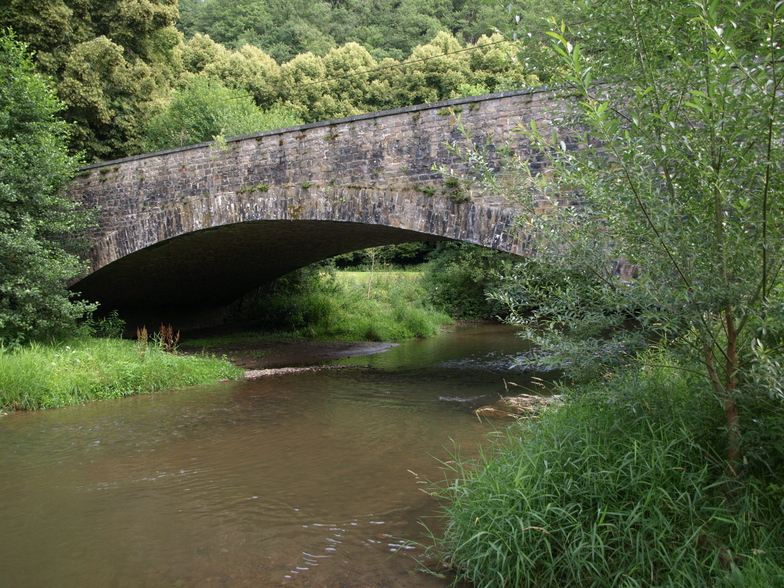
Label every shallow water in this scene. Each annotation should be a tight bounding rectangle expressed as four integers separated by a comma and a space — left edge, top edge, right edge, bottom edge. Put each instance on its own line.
0, 324, 551, 587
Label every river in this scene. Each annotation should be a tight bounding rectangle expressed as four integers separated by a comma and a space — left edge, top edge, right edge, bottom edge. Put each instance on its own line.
0, 324, 551, 587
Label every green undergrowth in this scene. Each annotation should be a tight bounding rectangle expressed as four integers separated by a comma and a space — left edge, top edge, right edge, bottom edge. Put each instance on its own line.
0, 338, 243, 411
430, 363, 784, 587
231, 268, 452, 341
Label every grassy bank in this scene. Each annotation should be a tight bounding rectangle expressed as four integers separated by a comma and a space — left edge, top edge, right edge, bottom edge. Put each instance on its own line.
432, 362, 784, 587
232, 268, 452, 341
0, 269, 452, 412
0, 338, 243, 411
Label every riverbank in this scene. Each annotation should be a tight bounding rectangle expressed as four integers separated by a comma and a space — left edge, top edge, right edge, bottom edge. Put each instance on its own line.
0, 338, 244, 412
431, 361, 784, 586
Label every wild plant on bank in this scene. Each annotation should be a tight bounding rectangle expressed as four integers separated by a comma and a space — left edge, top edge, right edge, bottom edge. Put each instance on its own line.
0, 338, 243, 411
430, 363, 784, 587
156, 323, 180, 354
136, 326, 148, 357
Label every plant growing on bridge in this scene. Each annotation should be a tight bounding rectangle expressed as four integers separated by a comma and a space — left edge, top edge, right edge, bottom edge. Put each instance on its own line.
0, 32, 97, 345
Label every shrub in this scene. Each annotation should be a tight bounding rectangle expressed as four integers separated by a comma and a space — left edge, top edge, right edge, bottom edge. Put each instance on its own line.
430, 364, 784, 587
423, 242, 517, 319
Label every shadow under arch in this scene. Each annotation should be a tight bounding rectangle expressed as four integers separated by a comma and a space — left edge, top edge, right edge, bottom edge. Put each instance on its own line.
70, 219, 458, 311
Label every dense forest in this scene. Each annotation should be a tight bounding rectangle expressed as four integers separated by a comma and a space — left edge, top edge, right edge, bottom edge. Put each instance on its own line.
0, 0, 566, 162
177, 0, 555, 63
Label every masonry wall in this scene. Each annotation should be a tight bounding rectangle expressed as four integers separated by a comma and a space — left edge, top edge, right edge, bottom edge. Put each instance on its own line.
67, 87, 575, 308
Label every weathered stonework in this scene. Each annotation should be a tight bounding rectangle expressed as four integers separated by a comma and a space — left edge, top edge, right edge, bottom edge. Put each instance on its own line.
67, 87, 574, 309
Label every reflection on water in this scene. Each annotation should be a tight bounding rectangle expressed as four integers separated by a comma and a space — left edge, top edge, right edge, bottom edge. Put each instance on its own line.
0, 324, 549, 587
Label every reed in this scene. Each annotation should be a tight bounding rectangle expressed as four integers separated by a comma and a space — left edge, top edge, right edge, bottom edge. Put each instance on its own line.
430, 366, 784, 587
0, 338, 243, 411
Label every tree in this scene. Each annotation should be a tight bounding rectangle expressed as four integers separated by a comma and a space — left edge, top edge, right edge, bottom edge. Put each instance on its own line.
391, 31, 473, 105
201, 43, 281, 109
471, 0, 783, 470
57, 35, 173, 160
174, 0, 564, 66
0, 0, 182, 161
142, 76, 301, 151
177, 0, 274, 49
423, 242, 517, 319
0, 32, 96, 344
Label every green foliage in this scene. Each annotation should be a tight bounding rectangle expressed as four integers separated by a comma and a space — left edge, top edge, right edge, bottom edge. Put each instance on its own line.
0, 0, 183, 161
142, 76, 301, 150
182, 26, 538, 123
232, 265, 451, 341
0, 32, 96, 345
88, 310, 126, 339
192, 37, 282, 108
0, 337, 243, 411
177, 0, 523, 63
178, 0, 275, 50
432, 364, 784, 587
330, 242, 436, 269
491, 257, 651, 380
57, 35, 175, 160
457, 0, 784, 466
423, 242, 517, 320
0, 0, 558, 160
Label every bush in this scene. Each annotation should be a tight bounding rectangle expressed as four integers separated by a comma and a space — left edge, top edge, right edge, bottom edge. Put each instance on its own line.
431, 364, 784, 587
143, 76, 302, 151
423, 242, 518, 320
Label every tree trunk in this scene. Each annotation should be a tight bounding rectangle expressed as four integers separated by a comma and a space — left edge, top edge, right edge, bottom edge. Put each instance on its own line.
723, 304, 741, 474
703, 307, 742, 475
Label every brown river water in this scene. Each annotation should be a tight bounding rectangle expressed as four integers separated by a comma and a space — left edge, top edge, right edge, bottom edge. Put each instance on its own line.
0, 324, 551, 587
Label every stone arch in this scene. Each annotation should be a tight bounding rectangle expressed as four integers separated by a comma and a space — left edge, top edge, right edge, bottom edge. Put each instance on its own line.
67, 88, 571, 313
71, 187, 527, 308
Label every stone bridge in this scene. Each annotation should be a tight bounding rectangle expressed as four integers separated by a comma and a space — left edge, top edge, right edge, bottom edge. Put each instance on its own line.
67, 87, 572, 317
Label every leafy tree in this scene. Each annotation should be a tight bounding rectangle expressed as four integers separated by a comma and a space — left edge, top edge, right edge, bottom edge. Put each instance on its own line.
179, 0, 335, 63
0, 33, 96, 344
178, 0, 274, 49
57, 35, 174, 160
468, 33, 538, 93
479, 0, 783, 469
331, 242, 437, 269
201, 43, 281, 109
142, 76, 301, 151
0, 0, 182, 161
423, 242, 517, 319
174, 0, 562, 65
373, 0, 453, 58
278, 50, 332, 121
181, 31, 231, 74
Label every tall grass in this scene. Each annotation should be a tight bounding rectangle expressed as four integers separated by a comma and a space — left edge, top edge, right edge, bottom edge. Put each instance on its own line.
235, 269, 452, 341
0, 338, 243, 411
431, 365, 784, 587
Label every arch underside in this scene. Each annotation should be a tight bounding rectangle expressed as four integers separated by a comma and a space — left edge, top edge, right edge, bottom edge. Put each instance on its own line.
71, 219, 460, 309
